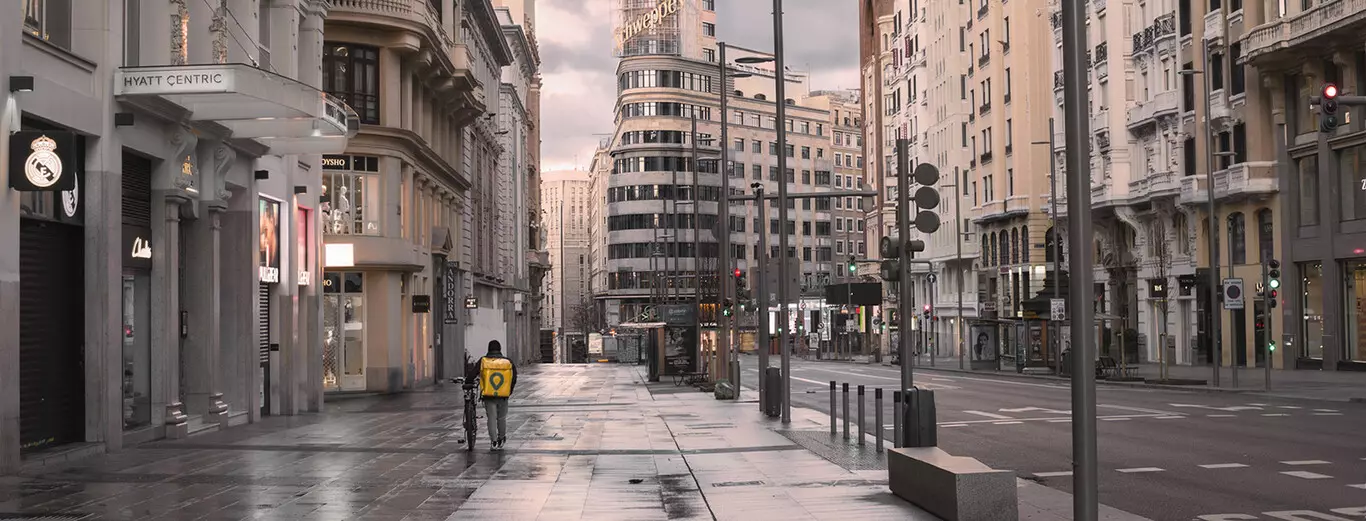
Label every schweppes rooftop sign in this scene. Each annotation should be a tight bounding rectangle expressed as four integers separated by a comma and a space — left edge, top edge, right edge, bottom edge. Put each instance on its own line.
616, 0, 681, 48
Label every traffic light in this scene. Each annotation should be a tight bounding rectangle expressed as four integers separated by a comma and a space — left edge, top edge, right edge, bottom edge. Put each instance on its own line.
1267, 259, 1280, 308
1255, 310, 1267, 331
1321, 83, 1340, 132
1268, 340, 1277, 352
912, 163, 943, 234
848, 257, 857, 275
723, 298, 734, 317
879, 235, 925, 282
922, 303, 932, 319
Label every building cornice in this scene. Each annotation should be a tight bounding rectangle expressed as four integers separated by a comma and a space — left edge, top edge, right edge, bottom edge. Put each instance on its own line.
468, 0, 514, 66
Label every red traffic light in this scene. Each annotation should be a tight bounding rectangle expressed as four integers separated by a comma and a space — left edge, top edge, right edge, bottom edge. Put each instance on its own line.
734, 268, 742, 278
1324, 83, 1339, 99
1269, 289, 1278, 299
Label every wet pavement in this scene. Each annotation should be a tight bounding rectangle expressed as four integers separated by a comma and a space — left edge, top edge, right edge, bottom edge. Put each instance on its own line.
0, 365, 940, 520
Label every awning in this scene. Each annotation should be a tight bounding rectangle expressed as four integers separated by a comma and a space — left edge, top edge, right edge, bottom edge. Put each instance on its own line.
115, 64, 358, 154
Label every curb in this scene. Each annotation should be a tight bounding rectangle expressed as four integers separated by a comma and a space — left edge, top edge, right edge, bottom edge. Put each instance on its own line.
912, 366, 1266, 395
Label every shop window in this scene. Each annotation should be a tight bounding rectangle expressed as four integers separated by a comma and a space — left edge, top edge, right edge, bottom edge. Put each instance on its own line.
1347, 262, 1366, 362
1300, 262, 1324, 359
322, 156, 382, 235
323, 42, 380, 124
1339, 143, 1366, 221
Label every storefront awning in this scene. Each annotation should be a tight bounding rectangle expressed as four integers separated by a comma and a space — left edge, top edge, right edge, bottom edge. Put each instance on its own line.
115, 64, 358, 154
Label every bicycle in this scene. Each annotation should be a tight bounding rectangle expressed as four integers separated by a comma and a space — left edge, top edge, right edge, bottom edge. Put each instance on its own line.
452, 376, 480, 451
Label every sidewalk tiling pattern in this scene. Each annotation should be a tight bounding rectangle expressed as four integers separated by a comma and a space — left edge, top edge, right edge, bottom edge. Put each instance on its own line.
0, 365, 936, 521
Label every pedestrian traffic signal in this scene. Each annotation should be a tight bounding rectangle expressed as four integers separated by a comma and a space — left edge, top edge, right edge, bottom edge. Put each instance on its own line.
734, 268, 743, 278
1268, 340, 1277, 352
1321, 83, 1340, 132
922, 304, 932, 319
878, 236, 925, 282
848, 258, 857, 274
723, 298, 734, 317
1266, 259, 1280, 308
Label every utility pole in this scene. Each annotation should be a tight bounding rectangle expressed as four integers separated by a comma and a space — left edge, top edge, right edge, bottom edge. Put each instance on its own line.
772, 0, 793, 424
896, 139, 913, 391
1042, 118, 1061, 373
718, 42, 734, 391
1062, 0, 1099, 513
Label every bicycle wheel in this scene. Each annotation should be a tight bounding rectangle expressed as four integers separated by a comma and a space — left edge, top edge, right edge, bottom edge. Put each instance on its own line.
464, 403, 477, 451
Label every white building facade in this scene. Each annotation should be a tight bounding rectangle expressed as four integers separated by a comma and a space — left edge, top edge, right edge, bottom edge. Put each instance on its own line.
541, 170, 592, 362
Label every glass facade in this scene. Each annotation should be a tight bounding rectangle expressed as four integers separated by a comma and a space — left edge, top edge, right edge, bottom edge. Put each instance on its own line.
121, 273, 151, 429
1300, 261, 1324, 360
323, 272, 366, 391
1346, 261, 1366, 362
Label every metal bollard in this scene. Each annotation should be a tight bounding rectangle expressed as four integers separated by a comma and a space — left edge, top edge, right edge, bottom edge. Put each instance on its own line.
842, 383, 850, 440
893, 390, 903, 449
857, 385, 866, 446
829, 381, 837, 436
874, 388, 884, 453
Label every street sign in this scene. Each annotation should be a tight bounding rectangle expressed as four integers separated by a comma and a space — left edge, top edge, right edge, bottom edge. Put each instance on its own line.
1050, 298, 1066, 321
927, 273, 937, 284
1222, 278, 1245, 310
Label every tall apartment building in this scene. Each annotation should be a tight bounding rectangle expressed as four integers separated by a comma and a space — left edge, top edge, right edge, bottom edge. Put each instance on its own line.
541, 170, 593, 362
4, 0, 353, 470
1242, 0, 1366, 372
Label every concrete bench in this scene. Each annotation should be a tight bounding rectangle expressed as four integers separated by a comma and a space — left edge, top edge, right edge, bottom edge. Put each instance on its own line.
888, 446, 1018, 521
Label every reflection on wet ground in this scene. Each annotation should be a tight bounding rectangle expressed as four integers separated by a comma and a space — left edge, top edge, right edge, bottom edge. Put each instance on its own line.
0, 365, 935, 521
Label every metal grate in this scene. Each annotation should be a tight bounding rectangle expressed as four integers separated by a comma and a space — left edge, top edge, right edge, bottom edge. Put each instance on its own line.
776, 430, 888, 471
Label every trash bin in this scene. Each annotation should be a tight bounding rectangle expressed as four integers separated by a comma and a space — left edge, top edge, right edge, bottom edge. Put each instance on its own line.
763, 367, 782, 417
901, 387, 937, 447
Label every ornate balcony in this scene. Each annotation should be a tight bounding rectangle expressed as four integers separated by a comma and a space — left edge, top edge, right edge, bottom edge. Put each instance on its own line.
1178, 161, 1279, 204
1128, 171, 1181, 199
1204, 9, 1225, 44
1243, 0, 1366, 65
331, 0, 452, 52
1094, 0, 1108, 12
1127, 90, 1181, 130
1091, 108, 1110, 134
1133, 13, 1177, 54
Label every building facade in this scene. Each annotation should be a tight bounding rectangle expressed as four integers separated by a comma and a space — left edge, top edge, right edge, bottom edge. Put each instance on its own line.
541, 170, 592, 362
4, 0, 352, 470
1242, 0, 1365, 371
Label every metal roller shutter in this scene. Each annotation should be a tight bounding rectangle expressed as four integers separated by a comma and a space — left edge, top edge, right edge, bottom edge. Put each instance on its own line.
19, 219, 85, 450
258, 283, 271, 416
121, 152, 153, 227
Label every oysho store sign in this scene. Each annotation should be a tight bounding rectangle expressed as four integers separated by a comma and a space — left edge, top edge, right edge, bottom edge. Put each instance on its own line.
615, 0, 680, 47
116, 66, 235, 95
259, 197, 282, 284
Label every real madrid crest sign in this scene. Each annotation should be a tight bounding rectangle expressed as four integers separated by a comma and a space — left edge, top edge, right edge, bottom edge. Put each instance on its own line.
8, 131, 77, 192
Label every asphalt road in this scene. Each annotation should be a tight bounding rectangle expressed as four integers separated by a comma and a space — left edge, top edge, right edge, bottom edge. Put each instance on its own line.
737, 355, 1366, 520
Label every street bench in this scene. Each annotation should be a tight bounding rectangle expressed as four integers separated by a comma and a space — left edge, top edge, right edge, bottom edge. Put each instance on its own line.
1098, 356, 1120, 378
671, 372, 707, 386
888, 446, 1018, 520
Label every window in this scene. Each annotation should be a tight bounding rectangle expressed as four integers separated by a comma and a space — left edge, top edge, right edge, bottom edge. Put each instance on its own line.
324, 43, 382, 124
769, 141, 778, 155
1182, 62, 1196, 112
1230, 43, 1245, 95
1179, 0, 1193, 35
1340, 144, 1366, 221
703, 48, 716, 62
752, 140, 762, 153
1299, 155, 1319, 226
704, 0, 715, 10
752, 164, 762, 180
1233, 123, 1247, 164
1211, 53, 1225, 90
1007, 168, 1015, 196
734, 138, 745, 152
802, 170, 812, 184
323, 159, 383, 235
961, 75, 967, 99
703, 22, 716, 36
801, 146, 811, 159
1021, 225, 1030, 262
25, 0, 72, 49
1227, 212, 1246, 265
1256, 209, 1274, 261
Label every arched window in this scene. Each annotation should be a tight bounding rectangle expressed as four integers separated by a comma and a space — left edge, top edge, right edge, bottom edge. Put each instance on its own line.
754, 93, 767, 100
1173, 213, 1188, 254
1256, 208, 1274, 262
1228, 212, 1247, 265
989, 234, 997, 267
1001, 230, 1011, 265
1011, 228, 1020, 264
1021, 225, 1030, 263
983, 235, 991, 266
734, 90, 744, 97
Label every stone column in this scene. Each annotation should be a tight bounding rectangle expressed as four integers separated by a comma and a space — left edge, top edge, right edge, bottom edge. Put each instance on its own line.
297, 8, 325, 90
0, 70, 23, 473
220, 190, 256, 420
187, 0, 215, 64
152, 195, 189, 438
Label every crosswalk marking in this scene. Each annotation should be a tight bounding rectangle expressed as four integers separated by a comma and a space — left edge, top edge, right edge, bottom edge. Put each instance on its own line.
963, 410, 1013, 419
942, 424, 967, 428
1281, 470, 1333, 479
1034, 471, 1073, 477
993, 421, 1023, 425
1048, 419, 1071, 423
1102, 417, 1132, 421
1262, 413, 1291, 417
1199, 463, 1249, 469
1154, 416, 1184, 419
1277, 406, 1302, 409
1314, 412, 1344, 416
1281, 460, 1330, 466
1117, 467, 1164, 473
1349, 484, 1366, 490
1207, 414, 1237, 418
1314, 409, 1339, 412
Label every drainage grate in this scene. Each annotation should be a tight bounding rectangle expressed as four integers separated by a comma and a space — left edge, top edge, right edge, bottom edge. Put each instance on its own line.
712, 480, 765, 488
776, 430, 888, 471
0, 514, 91, 521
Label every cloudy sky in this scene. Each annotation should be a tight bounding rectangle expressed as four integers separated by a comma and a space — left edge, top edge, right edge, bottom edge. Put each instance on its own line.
535, 0, 861, 172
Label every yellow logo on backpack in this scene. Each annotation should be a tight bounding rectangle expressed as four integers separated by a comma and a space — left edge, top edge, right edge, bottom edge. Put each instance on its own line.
479, 357, 513, 398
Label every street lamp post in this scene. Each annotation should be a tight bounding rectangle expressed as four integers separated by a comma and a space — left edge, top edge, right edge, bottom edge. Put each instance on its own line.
1180, 56, 1223, 388
771, 0, 794, 424
1033, 118, 1060, 374
717, 42, 753, 397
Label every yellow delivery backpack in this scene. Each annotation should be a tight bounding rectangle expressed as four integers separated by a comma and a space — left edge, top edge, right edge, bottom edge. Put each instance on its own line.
479, 356, 514, 398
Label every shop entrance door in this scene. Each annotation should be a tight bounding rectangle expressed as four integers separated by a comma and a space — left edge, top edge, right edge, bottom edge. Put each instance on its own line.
322, 272, 366, 391
19, 219, 85, 451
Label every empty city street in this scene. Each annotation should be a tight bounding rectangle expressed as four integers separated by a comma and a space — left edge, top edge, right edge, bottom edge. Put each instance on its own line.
741, 356, 1366, 520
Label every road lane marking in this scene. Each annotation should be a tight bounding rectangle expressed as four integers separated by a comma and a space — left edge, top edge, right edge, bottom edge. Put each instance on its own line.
1281, 460, 1331, 466
1281, 471, 1333, 479
1154, 416, 1184, 419
1349, 484, 1366, 490
1277, 406, 1303, 409
942, 424, 967, 428
935, 413, 1161, 426
1207, 414, 1237, 418
1314, 409, 1339, 412
1262, 413, 1291, 417
1034, 471, 1073, 477
794, 366, 960, 389
1314, 412, 1344, 416
963, 410, 1014, 420
1047, 419, 1071, 423
993, 421, 1023, 425
1116, 467, 1164, 473
1099, 404, 1181, 415
1171, 403, 1265, 412
1199, 463, 1249, 469
1101, 417, 1132, 421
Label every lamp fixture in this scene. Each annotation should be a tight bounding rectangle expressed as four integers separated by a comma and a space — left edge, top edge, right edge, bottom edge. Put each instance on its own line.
9, 76, 34, 92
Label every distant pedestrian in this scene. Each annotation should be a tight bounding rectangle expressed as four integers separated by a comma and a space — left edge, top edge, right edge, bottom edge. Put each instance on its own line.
478, 340, 518, 450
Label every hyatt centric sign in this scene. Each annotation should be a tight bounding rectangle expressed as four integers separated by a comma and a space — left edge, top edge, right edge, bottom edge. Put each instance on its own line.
117, 67, 236, 95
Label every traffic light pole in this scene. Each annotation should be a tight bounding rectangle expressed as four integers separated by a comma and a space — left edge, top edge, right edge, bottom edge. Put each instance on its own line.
1262, 261, 1271, 391
754, 183, 770, 413
896, 139, 914, 392
718, 43, 734, 394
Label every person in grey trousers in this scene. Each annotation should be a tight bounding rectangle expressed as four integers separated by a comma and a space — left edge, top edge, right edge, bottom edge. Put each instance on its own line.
477, 340, 518, 450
